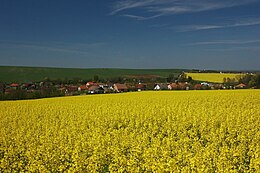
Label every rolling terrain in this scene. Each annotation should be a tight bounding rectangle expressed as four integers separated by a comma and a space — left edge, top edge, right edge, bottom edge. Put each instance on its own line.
0, 66, 185, 83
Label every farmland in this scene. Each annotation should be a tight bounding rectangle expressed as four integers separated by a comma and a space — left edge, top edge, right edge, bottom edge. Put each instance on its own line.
1, 90, 260, 172
185, 72, 244, 83
0, 66, 185, 83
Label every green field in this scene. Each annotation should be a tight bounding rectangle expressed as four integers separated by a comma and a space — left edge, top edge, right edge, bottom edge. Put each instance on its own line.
186, 72, 244, 83
0, 66, 185, 83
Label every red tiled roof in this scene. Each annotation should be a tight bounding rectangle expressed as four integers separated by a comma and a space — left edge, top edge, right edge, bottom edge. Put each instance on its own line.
79, 85, 87, 90
86, 82, 95, 86
237, 83, 246, 87
10, 83, 19, 87
169, 83, 178, 88
194, 84, 202, 90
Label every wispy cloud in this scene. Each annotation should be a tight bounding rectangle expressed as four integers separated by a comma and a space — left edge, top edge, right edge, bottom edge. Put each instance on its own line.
121, 14, 161, 20
111, 0, 260, 20
206, 46, 260, 51
188, 39, 260, 46
0, 40, 106, 56
110, 0, 157, 15
175, 17, 260, 32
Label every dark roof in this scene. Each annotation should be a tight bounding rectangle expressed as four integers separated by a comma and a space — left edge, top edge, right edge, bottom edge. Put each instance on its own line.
155, 84, 168, 89
114, 83, 128, 90
135, 84, 146, 89
88, 85, 104, 91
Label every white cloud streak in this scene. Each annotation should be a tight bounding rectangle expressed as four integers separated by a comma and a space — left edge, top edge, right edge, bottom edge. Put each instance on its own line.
111, 0, 260, 20
188, 39, 260, 46
175, 18, 260, 32
206, 46, 260, 51
121, 14, 162, 20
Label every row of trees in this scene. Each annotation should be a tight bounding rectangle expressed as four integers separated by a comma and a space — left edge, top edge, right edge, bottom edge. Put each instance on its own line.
223, 74, 260, 88
0, 87, 64, 101
239, 74, 260, 87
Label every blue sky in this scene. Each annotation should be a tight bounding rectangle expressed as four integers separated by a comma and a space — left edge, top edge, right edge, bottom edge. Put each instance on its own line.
1, 0, 260, 70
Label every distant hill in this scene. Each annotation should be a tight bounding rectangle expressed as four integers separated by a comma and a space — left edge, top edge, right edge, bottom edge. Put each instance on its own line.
0, 66, 186, 83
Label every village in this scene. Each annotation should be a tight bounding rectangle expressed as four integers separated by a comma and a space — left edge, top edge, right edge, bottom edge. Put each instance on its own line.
0, 76, 252, 100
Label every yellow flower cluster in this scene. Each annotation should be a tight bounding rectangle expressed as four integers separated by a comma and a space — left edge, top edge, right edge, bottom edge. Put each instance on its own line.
0, 90, 259, 172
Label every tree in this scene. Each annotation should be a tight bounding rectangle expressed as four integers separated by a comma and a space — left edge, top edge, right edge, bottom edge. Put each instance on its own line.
238, 74, 260, 88
178, 73, 187, 82
166, 74, 175, 83
93, 75, 99, 82
0, 83, 5, 94
223, 77, 227, 83
239, 74, 252, 84
226, 77, 231, 83
256, 75, 260, 87
187, 76, 193, 82
248, 80, 256, 87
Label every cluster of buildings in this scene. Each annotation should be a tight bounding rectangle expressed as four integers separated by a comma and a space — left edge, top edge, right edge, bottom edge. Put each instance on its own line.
0, 81, 138, 96
66, 82, 130, 95
0, 80, 249, 97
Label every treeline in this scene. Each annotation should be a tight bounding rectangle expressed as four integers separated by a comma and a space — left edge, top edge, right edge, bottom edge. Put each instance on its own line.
223, 74, 260, 88
0, 88, 64, 101
238, 74, 260, 87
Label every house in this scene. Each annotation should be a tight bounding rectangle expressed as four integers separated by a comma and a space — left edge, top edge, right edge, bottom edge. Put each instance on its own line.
78, 85, 87, 91
178, 82, 190, 90
135, 83, 146, 91
114, 83, 128, 92
235, 83, 247, 89
102, 85, 114, 93
168, 83, 178, 90
193, 84, 203, 90
88, 85, 104, 94
21, 83, 33, 90
154, 84, 168, 90
66, 85, 78, 93
154, 84, 160, 90
168, 82, 190, 90
100, 83, 114, 93
86, 82, 96, 87
201, 82, 209, 86
10, 83, 19, 90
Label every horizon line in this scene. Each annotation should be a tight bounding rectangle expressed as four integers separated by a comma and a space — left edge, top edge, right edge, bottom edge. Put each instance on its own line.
0, 65, 258, 72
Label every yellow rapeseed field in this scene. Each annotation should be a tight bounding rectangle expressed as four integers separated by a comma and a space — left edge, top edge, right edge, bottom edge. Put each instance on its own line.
0, 90, 260, 172
185, 73, 244, 83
